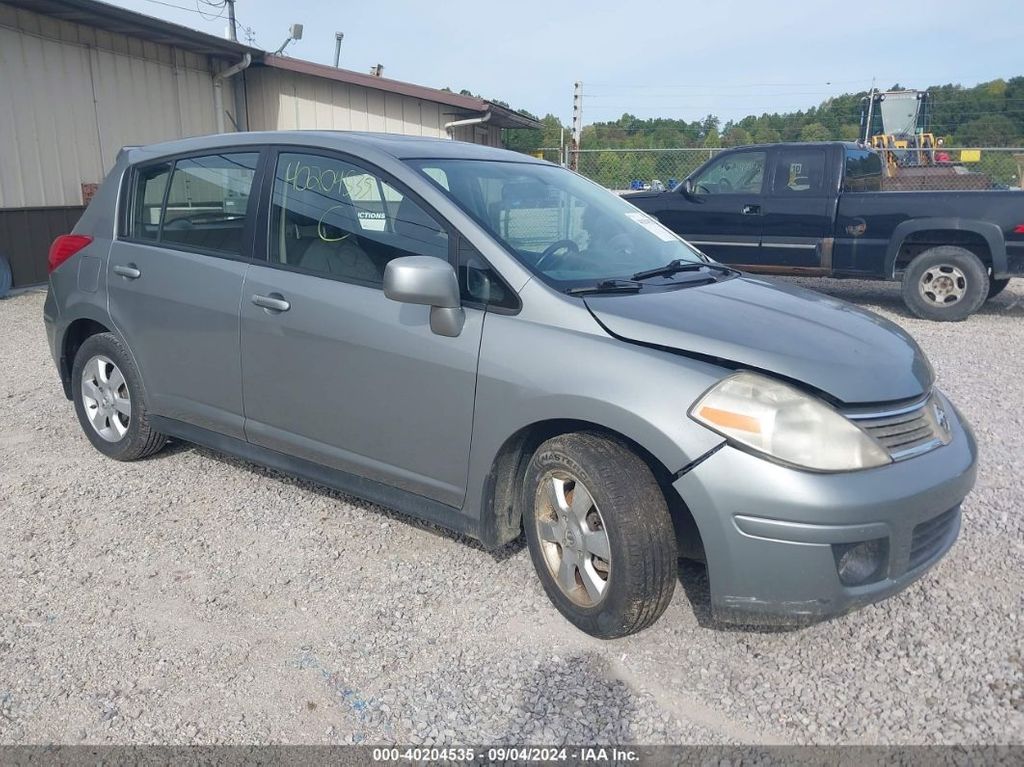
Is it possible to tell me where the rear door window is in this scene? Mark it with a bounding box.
[127,152,259,256]
[771,148,828,195]
[161,153,259,255]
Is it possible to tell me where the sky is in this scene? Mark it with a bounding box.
[108,0,1022,126]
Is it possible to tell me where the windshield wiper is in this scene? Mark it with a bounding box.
[631,259,733,281]
[566,279,644,296]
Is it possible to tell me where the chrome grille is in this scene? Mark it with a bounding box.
[848,395,952,461]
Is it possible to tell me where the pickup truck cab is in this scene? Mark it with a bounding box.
[626,142,1024,320]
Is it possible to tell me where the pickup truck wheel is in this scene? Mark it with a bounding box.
[900,246,988,321]
[522,432,677,638]
[987,277,1010,300]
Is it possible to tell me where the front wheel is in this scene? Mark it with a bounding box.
[900,246,988,321]
[522,432,677,638]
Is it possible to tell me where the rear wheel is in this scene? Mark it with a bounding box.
[900,246,988,321]
[522,432,677,638]
[72,332,166,461]
[987,276,1011,301]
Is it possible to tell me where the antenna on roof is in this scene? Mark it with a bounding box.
[334,32,344,67]
[273,23,303,55]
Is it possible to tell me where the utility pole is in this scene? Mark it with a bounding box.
[226,0,237,41]
[863,77,876,144]
[570,81,582,171]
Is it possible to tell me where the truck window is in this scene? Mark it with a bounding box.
[844,148,883,192]
[771,148,827,195]
[690,151,766,195]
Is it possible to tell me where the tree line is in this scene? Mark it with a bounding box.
[502,77,1024,153]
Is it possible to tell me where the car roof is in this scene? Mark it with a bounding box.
[722,141,864,151]
[125,130,547,165]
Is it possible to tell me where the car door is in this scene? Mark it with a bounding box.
[759,145,836,271]
[239,149,484,508]
[107,150,261,438]
[649,149,767,265]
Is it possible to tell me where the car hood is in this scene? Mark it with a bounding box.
[584,275,933,405]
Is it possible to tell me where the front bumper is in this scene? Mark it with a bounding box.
[673,391,978,625]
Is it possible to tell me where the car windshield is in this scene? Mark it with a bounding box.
[407,159,706,290]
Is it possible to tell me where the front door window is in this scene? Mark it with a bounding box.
[691,152,767,195]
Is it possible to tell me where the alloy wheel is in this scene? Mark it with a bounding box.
[534,471,611,606]
[81,354,131,442]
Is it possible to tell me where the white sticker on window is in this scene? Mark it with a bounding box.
[625,211,677,242]
[356,210,386,232]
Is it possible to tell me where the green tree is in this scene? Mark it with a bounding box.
[722,126,752,146]
[800,122,831,142]
[955,115,1020,146]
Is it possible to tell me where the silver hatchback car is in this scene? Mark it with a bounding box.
[44,132,977,638]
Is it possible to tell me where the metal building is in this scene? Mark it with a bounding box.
[0,0,538,287]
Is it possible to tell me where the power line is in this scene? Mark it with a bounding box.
[135,0,230,21]
[195,0,226,22]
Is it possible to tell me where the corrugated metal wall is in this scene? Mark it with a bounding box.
[245,67,504,147]
[0,4,219,209]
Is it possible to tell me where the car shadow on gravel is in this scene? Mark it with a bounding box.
[183,444,528,562]
[676,560,804,635]
[494,654,644,743]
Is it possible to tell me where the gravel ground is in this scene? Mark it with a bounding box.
[0,280,1022,746]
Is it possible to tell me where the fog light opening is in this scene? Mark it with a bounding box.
[833,538,889,587]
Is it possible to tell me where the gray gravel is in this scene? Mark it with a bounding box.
[1,280,1022,746]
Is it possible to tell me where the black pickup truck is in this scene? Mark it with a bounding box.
[626,142,1024,320]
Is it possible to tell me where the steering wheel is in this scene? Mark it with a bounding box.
[717,178,733,193]
[534,239,580,270]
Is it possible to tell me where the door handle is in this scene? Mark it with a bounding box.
[252,293,290,313]
[113,264,141,279]
[741,204,761,215]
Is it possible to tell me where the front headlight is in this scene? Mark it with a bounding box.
[690,372,891,471]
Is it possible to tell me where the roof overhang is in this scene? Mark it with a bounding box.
[260,56,540,130]
[4,0,260,58]
[7,0,540,130]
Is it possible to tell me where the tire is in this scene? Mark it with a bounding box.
[71,332,166,461]
[900,246,988,321]
[522,432,677,638]
[987,276,1011,301]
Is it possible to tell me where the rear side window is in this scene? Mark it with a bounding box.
[772,148,827,195]
[127,152,259,256]
[268,152,449,286]
[130,163,171,242]
[844,148,883,192]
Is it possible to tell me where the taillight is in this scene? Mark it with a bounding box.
[48,235,93,273]
[1014,224,1024,234]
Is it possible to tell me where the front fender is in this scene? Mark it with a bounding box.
[464,309,727,544]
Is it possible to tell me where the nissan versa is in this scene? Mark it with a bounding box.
[43,132,978,638]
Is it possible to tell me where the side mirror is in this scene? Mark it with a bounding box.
[680,178,704,203]
[384,256,465,337]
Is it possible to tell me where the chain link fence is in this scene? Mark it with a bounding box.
[562,147,1024,193]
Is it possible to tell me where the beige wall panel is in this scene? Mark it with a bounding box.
[0,6,220,207]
